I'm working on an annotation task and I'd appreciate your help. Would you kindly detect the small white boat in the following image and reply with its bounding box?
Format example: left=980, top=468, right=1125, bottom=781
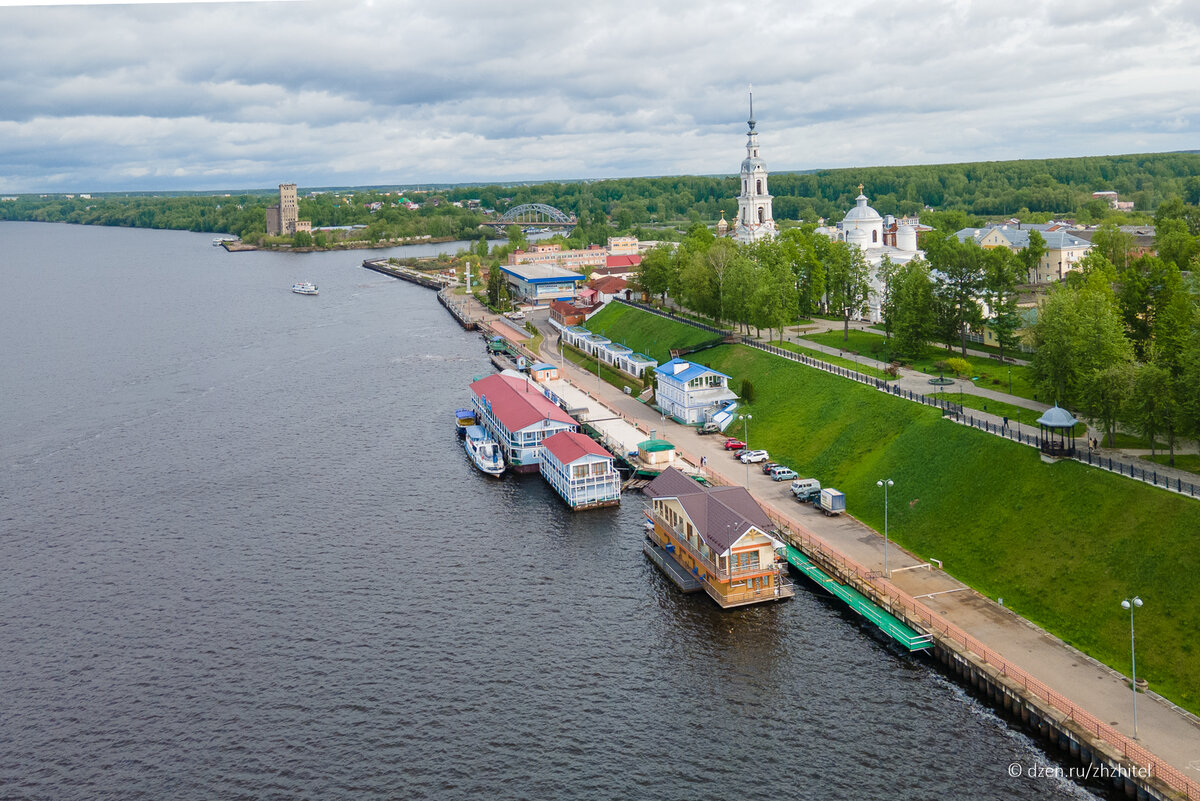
left=464, top=425, right=505, bottom=476
left=292, top=282, right=319, bottom=295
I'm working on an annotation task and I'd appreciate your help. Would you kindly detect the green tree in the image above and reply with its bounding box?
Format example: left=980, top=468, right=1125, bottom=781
left=1031, top=276, right=1133, bottom=406
left=982, top=246, right=1022, bottom=364
left=1018, top=229, right=1047, bottom=284
left=875, top=256, right=899, bottom=348
left=636, top=245, right=675, bottom=303
left=1091, top=223, right=1135, bottom=270
left=825, top=241, right=871, bottom=341
left=945, top=357, right=971, bottom=378
left=889, top=258, right=935, bottom=361
left=1080, top=363, right=1135, bottom=447
left=1125, top=363, right=1175, bottom=459
left=927, top=235, right=985, bottom=355
left=292, top=230, right=313, bottom=247
left=505, top=225, right=527, bottom=250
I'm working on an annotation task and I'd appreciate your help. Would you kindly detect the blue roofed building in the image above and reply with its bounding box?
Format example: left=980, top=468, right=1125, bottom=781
left=655, top=358, right=738, bottom=426
left=955, top=224, right=1092, bottom=284
left=499, top=262, right=584, bottom=306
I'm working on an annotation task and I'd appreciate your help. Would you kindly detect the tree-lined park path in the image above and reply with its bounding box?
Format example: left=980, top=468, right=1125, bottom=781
left=764, top=324, right=1200, bottom=486
left=524, top=318, right=1200, bottom=796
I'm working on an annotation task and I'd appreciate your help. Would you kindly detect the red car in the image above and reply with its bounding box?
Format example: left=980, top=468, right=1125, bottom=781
left=723, top=438, right=746, bottom=450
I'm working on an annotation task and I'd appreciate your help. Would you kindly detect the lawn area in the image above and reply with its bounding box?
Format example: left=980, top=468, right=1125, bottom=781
left=768, top=339, right=894, bottom=381
left=686, top=344, right=1200, bottom=714
left=1142, top=454, right=1200, bottom=476
left=1107, top=431, right=1163, bottom=449
left=868, top=324, right=1035, bottom=360
left=803, top=329, right=1041, bottom=402
left=584, top=302, right=723, bottom=363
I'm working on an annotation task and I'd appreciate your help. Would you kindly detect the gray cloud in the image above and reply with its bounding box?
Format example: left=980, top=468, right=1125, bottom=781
left=0, top=0, right=1197, bottom=192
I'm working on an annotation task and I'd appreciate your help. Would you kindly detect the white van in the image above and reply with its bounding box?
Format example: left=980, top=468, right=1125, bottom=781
left=790, top=478, right=821, bottom=502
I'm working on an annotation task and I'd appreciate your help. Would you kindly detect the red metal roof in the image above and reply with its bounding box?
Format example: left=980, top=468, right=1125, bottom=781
left=470, top=373, right=577, bottom=432
left=605, top=254, right=641, bottom=269
left=588, top=276, right=627, bottom=294
left=541, top=431, right=611, bottom=464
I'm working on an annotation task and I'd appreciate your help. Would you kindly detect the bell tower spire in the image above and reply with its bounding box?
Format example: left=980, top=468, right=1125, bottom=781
left=733, top=84, right=776, bottom=244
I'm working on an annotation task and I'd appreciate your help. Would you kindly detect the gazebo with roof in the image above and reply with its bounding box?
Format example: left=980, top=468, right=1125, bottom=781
left=1037, top=405, right=1077, bottom=460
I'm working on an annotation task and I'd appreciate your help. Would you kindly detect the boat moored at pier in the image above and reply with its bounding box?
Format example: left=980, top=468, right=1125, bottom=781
left=454, top=408, right=476, bottom=438
left=463, top=425, right=506, bottom=476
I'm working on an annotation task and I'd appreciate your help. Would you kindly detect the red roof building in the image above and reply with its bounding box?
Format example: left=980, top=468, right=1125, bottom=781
left=588, top=275, right=630, bottom=302
left=540, top=431, right=620, bottom=509
left=470, top=373, right=579, bottom=472
left=549, top=299, right=602, bottom=327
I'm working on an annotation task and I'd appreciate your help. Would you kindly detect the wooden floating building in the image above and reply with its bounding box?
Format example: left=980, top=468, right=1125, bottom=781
left=539, top=431, right=621, bottom=509
left=643, top=467, right=794, bottom=608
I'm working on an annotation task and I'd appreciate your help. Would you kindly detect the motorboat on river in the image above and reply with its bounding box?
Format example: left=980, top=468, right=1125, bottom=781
left=463, top=425, right=505, bottom=476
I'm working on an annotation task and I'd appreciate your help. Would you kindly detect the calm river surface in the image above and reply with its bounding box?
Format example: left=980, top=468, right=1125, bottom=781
left=1, top=221, right=1102, bottom=800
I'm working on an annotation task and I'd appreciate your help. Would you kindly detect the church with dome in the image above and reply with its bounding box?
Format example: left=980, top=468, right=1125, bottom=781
left=730, top=87, right=776, bottom=244
left=815, top=187, right=924, bottom=322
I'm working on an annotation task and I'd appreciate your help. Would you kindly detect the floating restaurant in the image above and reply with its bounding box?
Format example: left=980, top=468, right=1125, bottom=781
left=539, top=431, right=622, bottom=509
left=643, top=467, right=793, bottom=608
left=469, top=373, right=579, bottom=472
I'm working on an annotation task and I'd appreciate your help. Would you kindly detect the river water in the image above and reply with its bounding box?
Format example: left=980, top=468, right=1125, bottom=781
left=0, top=221, right=1102, bottom=800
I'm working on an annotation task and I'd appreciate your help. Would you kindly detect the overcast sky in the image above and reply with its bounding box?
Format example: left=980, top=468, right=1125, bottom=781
left=1, top=0, right=1198, bottom=193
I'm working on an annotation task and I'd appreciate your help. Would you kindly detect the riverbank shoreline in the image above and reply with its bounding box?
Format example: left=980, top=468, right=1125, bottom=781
left=223, top=234, right=460, bottom=253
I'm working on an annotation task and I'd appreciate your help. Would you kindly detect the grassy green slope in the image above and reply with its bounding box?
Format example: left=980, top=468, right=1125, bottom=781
left=584, top=303, right=721, bottom=363
left=688, top=344, right=1200, bottom=712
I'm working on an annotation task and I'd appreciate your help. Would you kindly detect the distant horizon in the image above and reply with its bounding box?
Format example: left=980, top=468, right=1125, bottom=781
left=7, top=148, right=1198, bottom=198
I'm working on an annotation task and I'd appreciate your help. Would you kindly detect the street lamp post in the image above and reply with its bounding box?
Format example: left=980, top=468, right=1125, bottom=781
left=876, top=479, right=893, bottom=576
left=1121, top=596, right=1144, bottom=738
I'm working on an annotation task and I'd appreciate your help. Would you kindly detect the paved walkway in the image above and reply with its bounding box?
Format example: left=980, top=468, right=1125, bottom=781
left=508, top=307, right=1200, bottom=789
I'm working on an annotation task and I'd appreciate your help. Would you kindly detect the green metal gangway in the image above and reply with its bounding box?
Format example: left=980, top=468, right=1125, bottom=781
left=783, top=545, right=933, bottom=652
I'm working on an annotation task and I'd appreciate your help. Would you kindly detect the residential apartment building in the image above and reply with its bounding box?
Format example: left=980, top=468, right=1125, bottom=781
left=955, top=224, right=1092, bottom=284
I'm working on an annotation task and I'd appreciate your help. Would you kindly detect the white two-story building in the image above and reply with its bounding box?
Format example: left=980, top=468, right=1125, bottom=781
left=655, top=358, right=738, bottom=426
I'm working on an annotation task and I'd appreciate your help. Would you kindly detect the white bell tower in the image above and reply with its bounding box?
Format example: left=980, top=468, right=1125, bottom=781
left=734, top=84, right=776, bottom=244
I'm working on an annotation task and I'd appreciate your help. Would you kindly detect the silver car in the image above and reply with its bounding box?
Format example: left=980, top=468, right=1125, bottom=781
left=739, top=449, right=770, bottom=463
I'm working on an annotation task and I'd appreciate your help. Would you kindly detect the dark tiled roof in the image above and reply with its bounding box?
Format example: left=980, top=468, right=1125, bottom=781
left=644, top=467, right=774, bottom=553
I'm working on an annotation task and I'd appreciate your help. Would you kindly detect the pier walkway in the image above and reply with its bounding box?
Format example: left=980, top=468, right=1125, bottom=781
left=783, top=545, right=932, bottom=652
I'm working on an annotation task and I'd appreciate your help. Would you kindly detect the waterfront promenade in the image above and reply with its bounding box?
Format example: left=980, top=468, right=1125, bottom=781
left=455, top=290, right=1200, bottom=792
left=479, top=305, right=1200, bottom=792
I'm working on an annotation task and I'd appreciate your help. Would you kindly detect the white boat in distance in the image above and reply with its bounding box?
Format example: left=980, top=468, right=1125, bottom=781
left=292, top=282, right=319, bottom=295
left=463, top=425, right=505, bottom=476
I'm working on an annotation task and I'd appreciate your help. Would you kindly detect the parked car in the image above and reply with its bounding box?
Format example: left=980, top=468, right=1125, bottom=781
left=770, top=466, right=798, bottom=481
left=505, top=310, right=526, bottom=321
left=790, top=478, right=822, bottom=503
left=723, top=438, right=746, bottom=450
left=697, top=422, right=721, bottom=435
left=739, top=450, right=770, bottom=464
left=732, top=448, right=750, bottom=460
left=761, top=461, right=780, bottom=475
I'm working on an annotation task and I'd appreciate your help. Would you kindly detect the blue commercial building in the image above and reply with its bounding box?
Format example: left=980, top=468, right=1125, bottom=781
left=499, top=263, right=584, bottom=306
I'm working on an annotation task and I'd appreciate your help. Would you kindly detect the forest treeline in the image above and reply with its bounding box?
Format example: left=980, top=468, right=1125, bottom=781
left=3, top=152, right=1200, bottom=243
